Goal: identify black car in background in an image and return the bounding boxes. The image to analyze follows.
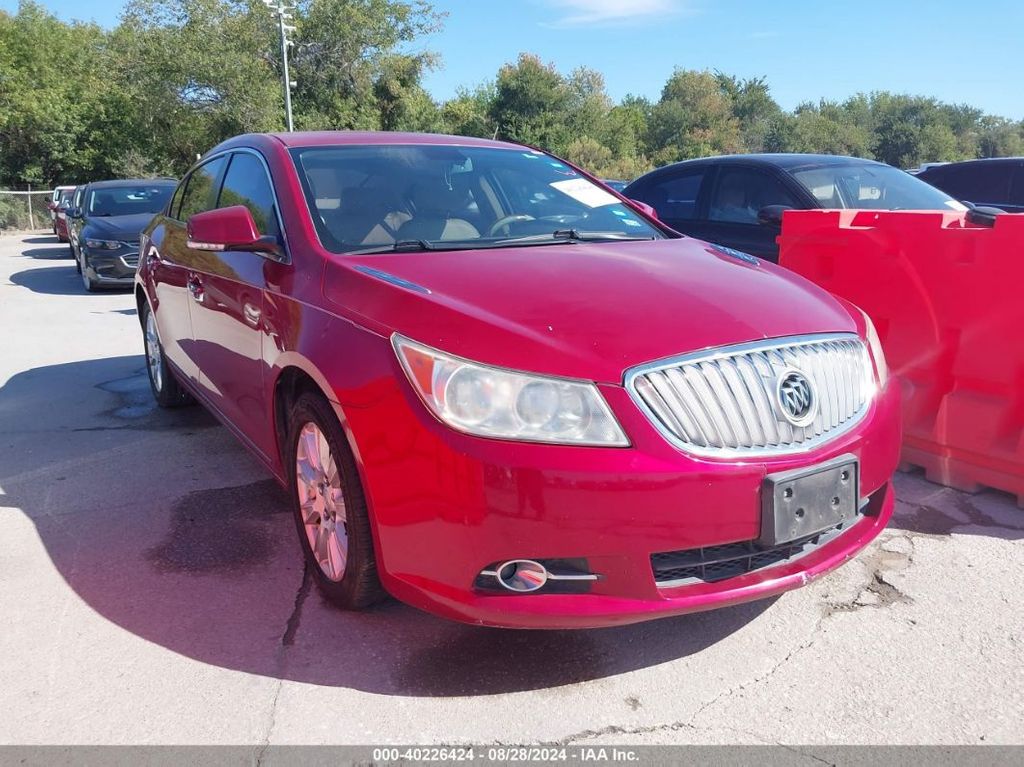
[917,158,1024,213]
[69,179,175,291]
[68,184,87,258]
[623,154,965,261]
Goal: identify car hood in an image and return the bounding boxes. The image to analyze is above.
[326,237,859,384]
[82,213,159,242]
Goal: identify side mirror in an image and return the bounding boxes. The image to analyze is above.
[757,205,791,226]
[628,199,659,221]
[187,206,279,254]
[69,206,82,219]
[965,204,1004,228]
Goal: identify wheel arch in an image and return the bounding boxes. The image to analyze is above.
[270,355,357,473]
[134,284,148,328]
[271,357,389,575]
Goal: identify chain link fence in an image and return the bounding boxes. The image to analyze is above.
[0,189,55,232]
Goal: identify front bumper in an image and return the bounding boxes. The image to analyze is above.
[341,363,902,629]
[82,249,139,285]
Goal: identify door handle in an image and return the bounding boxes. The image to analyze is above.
[187,275,204,303]
[243,303,261,327]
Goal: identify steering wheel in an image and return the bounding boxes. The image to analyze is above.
[487,214,536,237]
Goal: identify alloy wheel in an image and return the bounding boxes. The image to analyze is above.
[295,422,348,582]
[144,310,163,393]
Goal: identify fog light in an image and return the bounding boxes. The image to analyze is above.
[496,559,548,593]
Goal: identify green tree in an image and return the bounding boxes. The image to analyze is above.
[647,69,741,163]
[290,0,442,130]
[977,116,1024,157]
[715,73,784,152]
[441,84,497,138]
[0,2,110,184]
[489,53,572,150]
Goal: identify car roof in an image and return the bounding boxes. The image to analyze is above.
[215,130,528,153]
[920,157,1024,170]
[86,178,177,189]
[649,153,887,173]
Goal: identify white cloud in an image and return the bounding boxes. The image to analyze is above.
[544,0,689,27]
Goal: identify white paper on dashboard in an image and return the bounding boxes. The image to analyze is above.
[550,178,619,208]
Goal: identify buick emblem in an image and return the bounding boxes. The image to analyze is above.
[776,370,818,427]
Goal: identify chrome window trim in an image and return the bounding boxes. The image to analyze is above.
[175,147,291,265]
[624,333,873,459]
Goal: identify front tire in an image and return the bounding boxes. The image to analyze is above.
[81,255,98,292]
[287,392,385,610]
[141,302,192,407]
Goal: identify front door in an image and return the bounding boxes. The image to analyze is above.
[153,156,228,383]
[186,150,286,461]
[695,166,803,261]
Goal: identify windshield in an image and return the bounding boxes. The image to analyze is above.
[86,184,174,217]
[291,145,665,253]
[791,163,967,211]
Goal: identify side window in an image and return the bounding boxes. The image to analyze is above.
[1010,163,1024,205]
[216,152,281,239]
[178,156,227,222]
[642,170,707,221]
[168,181,186,220]
[709,167,799,225]
[934,164,1012,204]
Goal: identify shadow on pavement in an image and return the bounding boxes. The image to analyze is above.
[7,355,1020,697]
[21,235,59,245]
[8,265,128,296]
[1,355,782,697]
[20,245,71,260]
[890,469,1024,538]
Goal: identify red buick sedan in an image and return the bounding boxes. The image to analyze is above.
[136,132,900,629]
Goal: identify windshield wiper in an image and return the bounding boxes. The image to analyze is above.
[344,231,655,256]
[345,239,440,255]
[494,229,656,246]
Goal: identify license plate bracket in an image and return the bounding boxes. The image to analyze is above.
[759,454,859,547]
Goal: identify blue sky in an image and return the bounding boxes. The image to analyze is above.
[8,0,1024,119]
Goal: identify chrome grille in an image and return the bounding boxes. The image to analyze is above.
[625,335,873,457]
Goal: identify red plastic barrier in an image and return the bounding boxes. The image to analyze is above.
[778,209,1024,507]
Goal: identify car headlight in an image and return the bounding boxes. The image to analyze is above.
[857,308,889,387]
[84,239,123,250]
[393,334,629,446]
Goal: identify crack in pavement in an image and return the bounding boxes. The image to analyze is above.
[822,536,915,617]
[283,564,313,647]
[541,615,827,747]
[256,563,312,763]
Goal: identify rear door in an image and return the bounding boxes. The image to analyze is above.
[628,166,711,236]
[151,156,228,383]
[187,149,287,460]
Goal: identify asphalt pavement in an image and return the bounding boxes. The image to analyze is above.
[1,232,1021,747]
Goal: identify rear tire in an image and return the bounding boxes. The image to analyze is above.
[286,392,385,610]
[141,301,193,408]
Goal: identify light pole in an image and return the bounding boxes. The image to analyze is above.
[262,0,296,131]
